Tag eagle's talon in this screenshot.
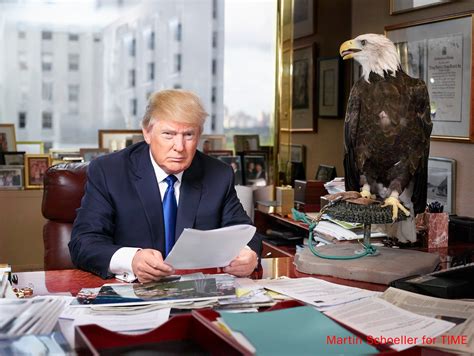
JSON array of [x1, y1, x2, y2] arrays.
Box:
[[360, 189, 372, 199], [381, 196, 410, 221]]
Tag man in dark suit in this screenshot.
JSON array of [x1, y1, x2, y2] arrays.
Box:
[[69, 90, 261, 283]]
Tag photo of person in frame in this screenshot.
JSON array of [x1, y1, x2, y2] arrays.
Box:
[[218, 156, 243, 185], [243, 155, 267, 186], [28, 158, 49, 185], [0, 133, 8, 152]]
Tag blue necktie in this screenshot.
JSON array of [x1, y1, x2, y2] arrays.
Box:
[[163, 175, 178, 257]]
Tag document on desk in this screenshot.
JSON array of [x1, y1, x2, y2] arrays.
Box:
[[324, 297, 456, 351], [165, 224, 256, 269]]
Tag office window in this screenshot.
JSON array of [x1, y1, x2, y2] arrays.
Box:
[[19, 85, 28, 102], [212, 59, 217, 75], [211, 114, 216, 131], [211, 86, 216, 103], [147, 62, 155, 81], [174, 54, 181, 73], [68, 85, 79, 102], [41, 31, 52, 40], [173, 84, 182, 89], [128, 69, 135, 87], [130, 98, 137, 116], [68, 33, 79, 41], [18, 51, 27, 70], [148, 31, 155, 50], [42, 52, 53, 71], [42, 82, 53, 101], [93, 34, 101, 43], [175, 23, 182, 42], [18, 112, 26, 128], [69, 54, 79, 71], [129, 38, 136, 56], [42, 112, 53, 129], [212, 0, 217, 19], [212, 31, 217, 48]]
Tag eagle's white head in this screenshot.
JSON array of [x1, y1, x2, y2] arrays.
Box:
[[339, 33, 400, 82]]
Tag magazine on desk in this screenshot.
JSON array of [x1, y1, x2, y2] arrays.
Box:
[[72, 277, 236, 307]]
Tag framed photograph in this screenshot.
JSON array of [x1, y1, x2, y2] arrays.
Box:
[[279, 144, 305, 163], [98, 130, 143, 151], [0, 165, 23, 190], [24, 154, 51, 189], [233, 135, 260, 152], [386, 13, 474, 142], [290, 44, 316, 132], [206, 150, 233, 159], [390, 0, 451, 15], [318, 57, 343, 118], [217, 155, 243, 185], [0, 151, 25, 166], [315, 164, 337, 182], [80, 148, 110, 162], [16, 141, 44, 154], [242, 155, 267, 186], [0, 124, 17, 152], [427, 157, 456, 214], [293, 0, 314, 38], [199, 135, 226, 153]]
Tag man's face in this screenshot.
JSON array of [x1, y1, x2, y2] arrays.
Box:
[[143, 119, 201, 174]]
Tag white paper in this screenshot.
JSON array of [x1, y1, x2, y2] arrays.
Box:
[[165, 224, 256, 269], [260, 277, 379, 310], [325, 297, 455, 351]]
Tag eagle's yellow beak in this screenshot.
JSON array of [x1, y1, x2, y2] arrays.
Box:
[[340, 39, 362, 60]]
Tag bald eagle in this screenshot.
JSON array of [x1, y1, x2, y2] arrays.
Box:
[[339, 34, 432, 242]]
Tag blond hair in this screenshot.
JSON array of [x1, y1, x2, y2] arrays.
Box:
[[142, 89, 208, 131]]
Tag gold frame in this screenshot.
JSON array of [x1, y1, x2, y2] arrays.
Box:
[[0, 124, 17, 151], [390, 0, 451, 15], [24, 154, 51, 189], [98, 129, 143, 150], [16, 141, 44, 154], [386, 12, 474, 143]]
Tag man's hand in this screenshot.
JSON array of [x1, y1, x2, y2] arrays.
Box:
[[132, 249, 175, 283], [223, 248, 258, 277]]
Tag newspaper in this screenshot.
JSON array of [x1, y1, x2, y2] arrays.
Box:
[[380, 287, 474, 353]]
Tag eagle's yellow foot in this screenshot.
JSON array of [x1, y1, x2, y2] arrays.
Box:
[[360, 189, 372, 199], [381, 196, 410, 221]]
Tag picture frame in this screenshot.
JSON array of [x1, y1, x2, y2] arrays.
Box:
[[315, 164, 337, 182], [80, 148, 110, 162], [16, 141, 44, 154], [217, 155, 243, 185], [242, 154, 267, 186], [206, 150, 233, 159], [427, 157, 456, 214], [0, 151, 25, 166], [290, 44, 316, 132], [0, 124, 17, 152], [98, 130, 143, 151], [279, 144, 305, 163], [199, 135, 226, 153], [0, 165, 23, 190], [24, 154, 51, 189], [385, 13, 474, 142], [317, 57, 343, 118], [293, 0, 314, 39], [233, 135, 260, 153], [390, 0, 451, 15]]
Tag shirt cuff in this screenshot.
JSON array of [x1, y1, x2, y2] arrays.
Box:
[[109, 247, 140, 282]]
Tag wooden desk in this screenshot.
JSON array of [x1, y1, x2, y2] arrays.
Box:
[[14, 257, 387, 295]]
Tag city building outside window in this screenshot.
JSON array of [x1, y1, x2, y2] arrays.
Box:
[[18, 51, 27, 70], [41, 30, 52, 40], [18, 30, 26, 39], [130, 98, 137, 116], [148, 31, 155, 50], [68, 33, 79, 41], [176, 23, 182, 42], [42, 82, 53, 101], [174, 53, 181, 73], [68, 85, 79, 102], [147, 62, 154, 81], [128, 69, 135, 87], [129, 38, 136, 56]]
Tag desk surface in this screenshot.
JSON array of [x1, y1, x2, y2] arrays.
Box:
[[14, 257, 388, 296]]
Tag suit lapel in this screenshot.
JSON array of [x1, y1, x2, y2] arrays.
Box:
[[131, 145, 165, 252], [175, 153, 203, 240]]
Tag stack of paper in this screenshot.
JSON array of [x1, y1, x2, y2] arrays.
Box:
[[323, 177, 345, 194], [0, 296, 71, 337]]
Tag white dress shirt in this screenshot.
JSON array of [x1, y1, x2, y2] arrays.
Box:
[[109, 149, 183, 282]]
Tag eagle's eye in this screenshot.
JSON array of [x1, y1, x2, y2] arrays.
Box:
[[360, 39, 367, 46]]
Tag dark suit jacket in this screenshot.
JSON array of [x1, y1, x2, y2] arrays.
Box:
[[69, 141, 262, 278]]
